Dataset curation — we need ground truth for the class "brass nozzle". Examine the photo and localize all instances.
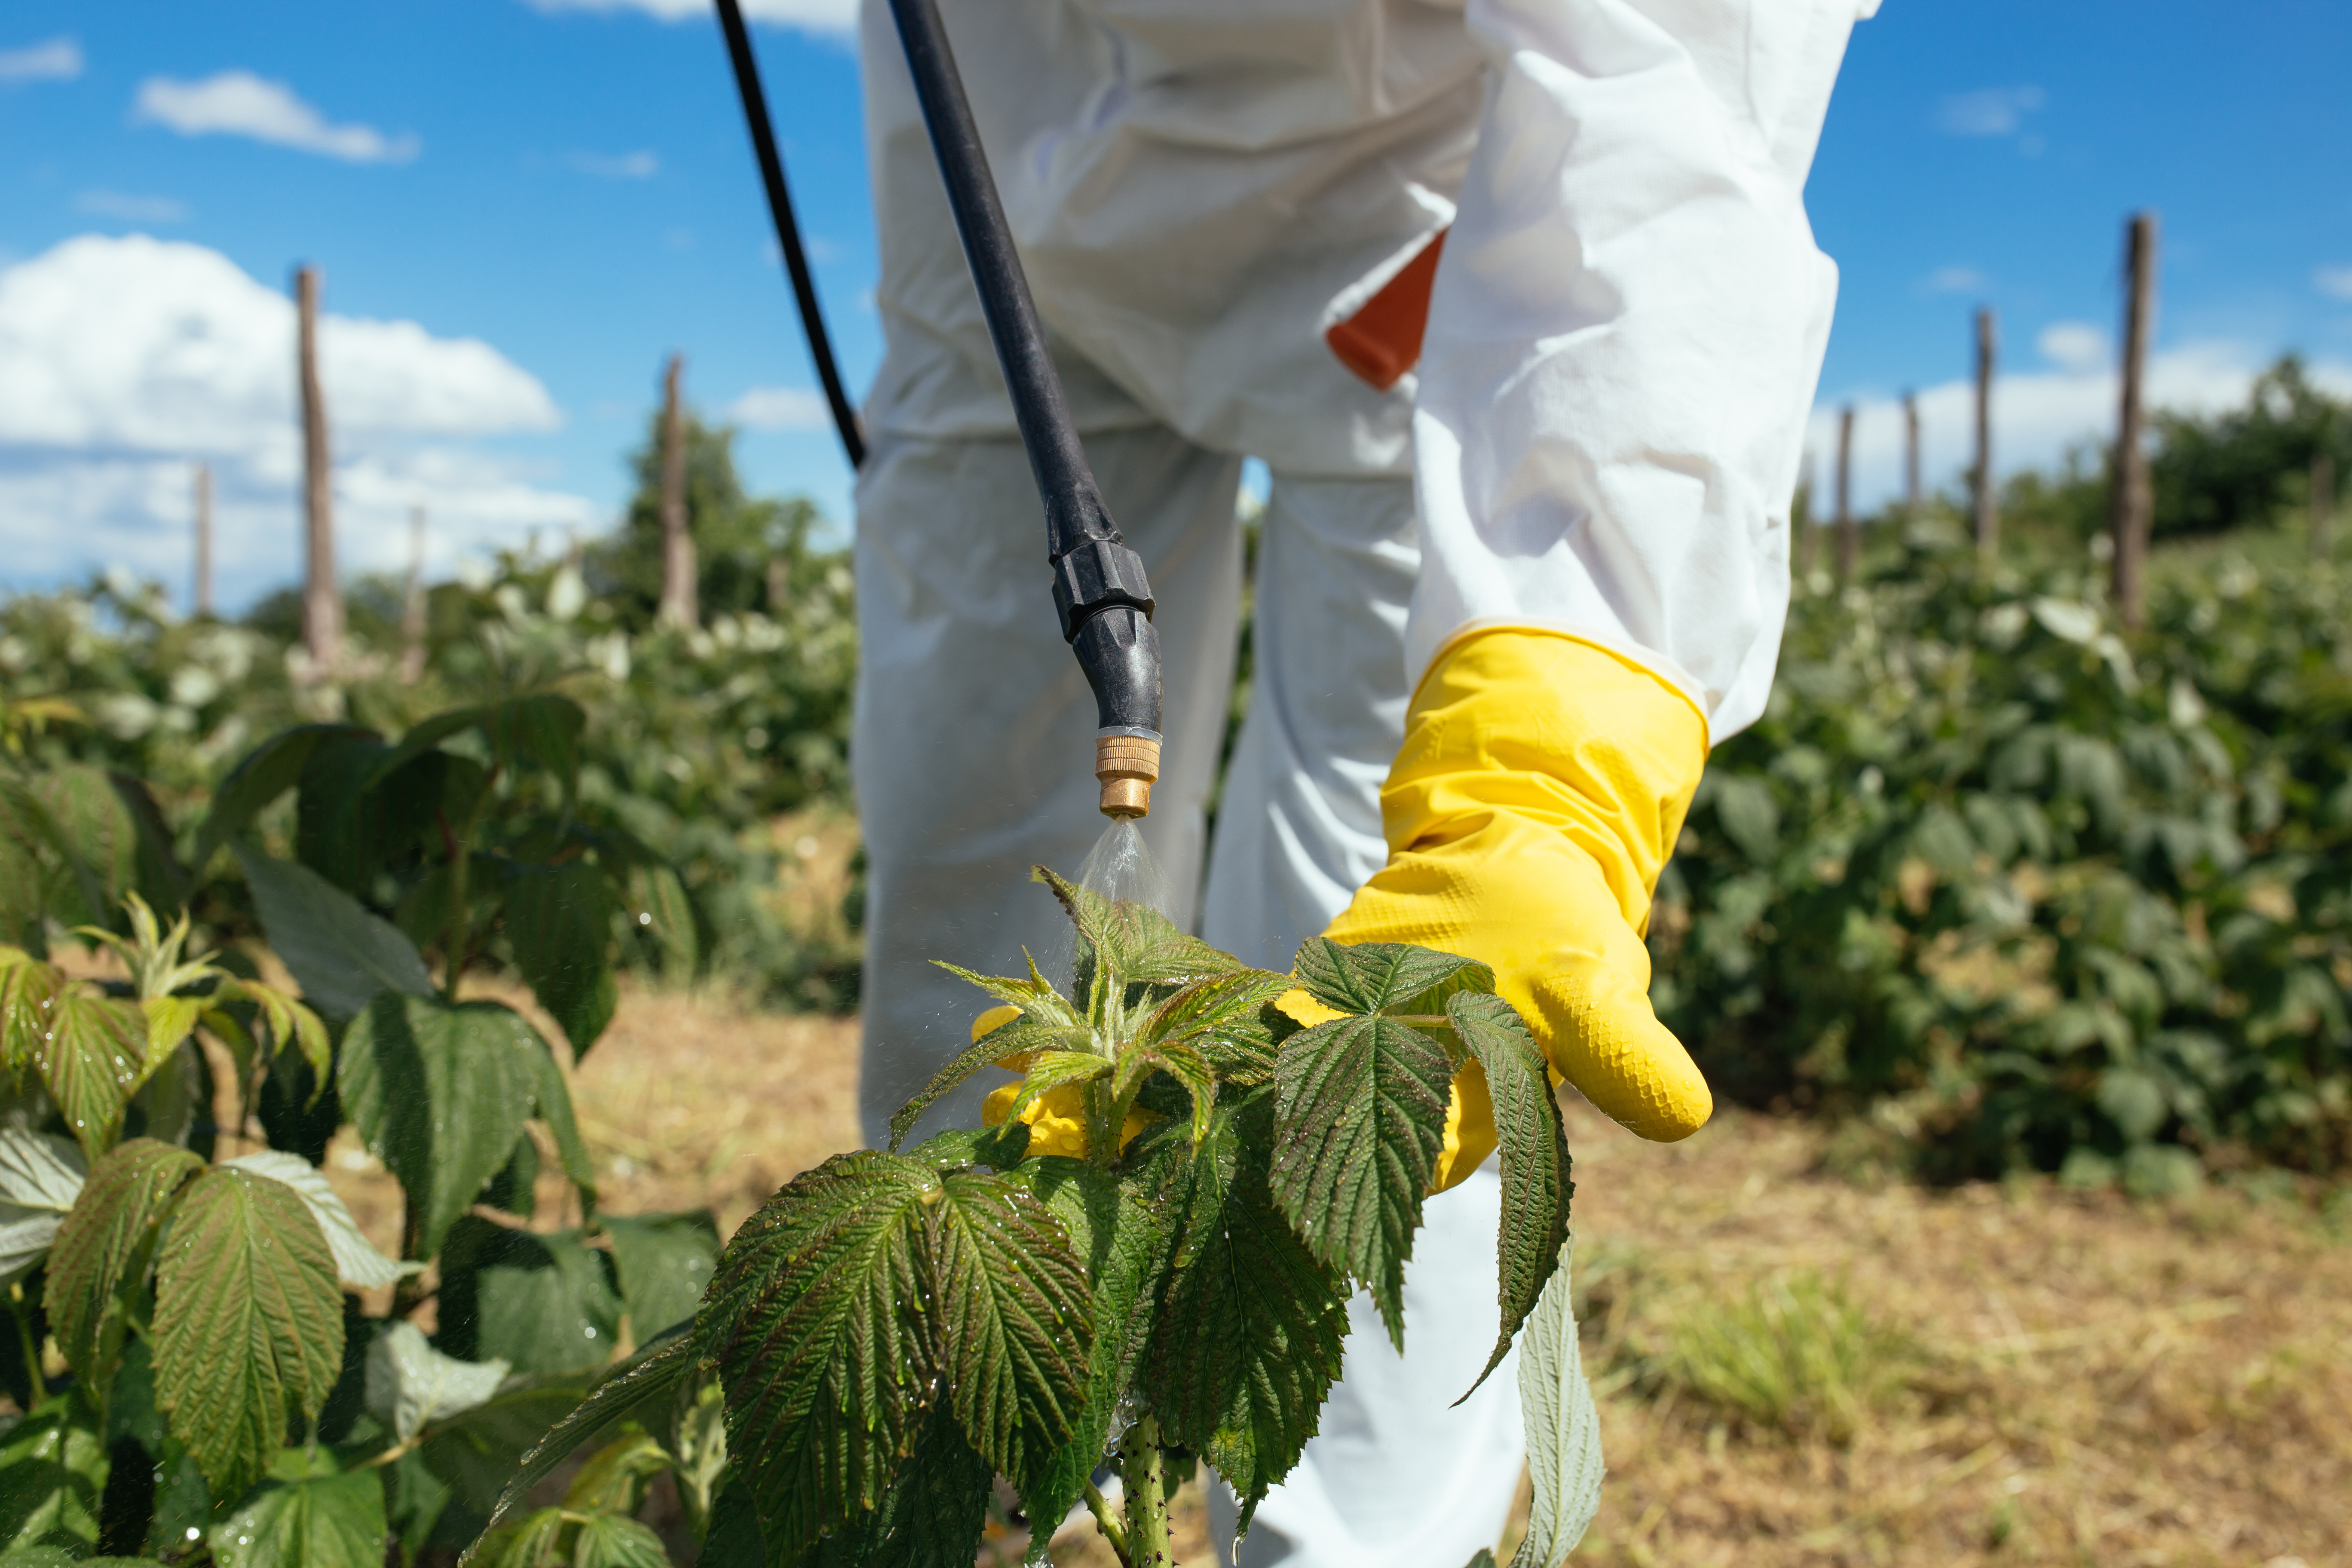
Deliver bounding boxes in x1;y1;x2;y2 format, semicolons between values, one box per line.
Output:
1095;733;1160;819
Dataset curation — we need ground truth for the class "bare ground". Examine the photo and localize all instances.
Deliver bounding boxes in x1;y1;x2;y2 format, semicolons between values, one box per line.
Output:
300;979;2350;1568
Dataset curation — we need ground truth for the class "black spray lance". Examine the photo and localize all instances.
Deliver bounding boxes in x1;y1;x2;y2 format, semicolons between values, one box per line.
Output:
715;0;1164;820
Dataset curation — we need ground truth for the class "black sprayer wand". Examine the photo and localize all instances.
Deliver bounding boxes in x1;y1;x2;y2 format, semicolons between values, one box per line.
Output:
714;0;1165;819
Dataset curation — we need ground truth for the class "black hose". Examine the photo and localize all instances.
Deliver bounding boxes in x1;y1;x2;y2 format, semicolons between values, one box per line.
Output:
885;0;1160;737
714;0;867;471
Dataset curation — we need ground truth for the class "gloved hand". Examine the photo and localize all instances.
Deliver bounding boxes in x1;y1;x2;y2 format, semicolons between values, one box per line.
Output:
1311;628;1714;1191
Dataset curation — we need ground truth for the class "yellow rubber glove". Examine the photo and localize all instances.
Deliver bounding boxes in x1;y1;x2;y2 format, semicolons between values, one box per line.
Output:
971;1004;1158;1159
1315;628;1714;1191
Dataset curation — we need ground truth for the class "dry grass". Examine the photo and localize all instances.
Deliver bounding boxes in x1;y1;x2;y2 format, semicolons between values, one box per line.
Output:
200;972;2352;1566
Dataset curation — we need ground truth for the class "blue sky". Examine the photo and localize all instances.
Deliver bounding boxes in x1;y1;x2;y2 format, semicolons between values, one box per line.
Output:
2;0;2348;606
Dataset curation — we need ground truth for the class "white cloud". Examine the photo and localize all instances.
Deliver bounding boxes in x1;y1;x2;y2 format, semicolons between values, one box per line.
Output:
0;37;81;85
567;149;659;179
2315;265;2352;302
1810;338;2352;520
0;235;590;603
133;71;420;164
74;190;190;224
521;0;858;36
1937;86;2045;137
1920;264;1989;297
2035;321;2109;374
728;386;829;432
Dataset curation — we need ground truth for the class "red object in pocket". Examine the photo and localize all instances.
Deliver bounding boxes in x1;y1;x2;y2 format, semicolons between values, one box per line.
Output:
1324;228;1448;391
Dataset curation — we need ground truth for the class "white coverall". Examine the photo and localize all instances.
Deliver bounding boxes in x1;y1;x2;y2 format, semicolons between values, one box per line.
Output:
850;2;1871;1561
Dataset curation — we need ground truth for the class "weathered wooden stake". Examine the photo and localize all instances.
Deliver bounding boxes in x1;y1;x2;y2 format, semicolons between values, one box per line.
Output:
1974;307;1998;560
297;265;343;667
1834;404;1856;584
2310;450;2336;565
1903;390;1922;514
1793;448;1816;584
2108;212;2158;628
658;354;698;630
401;506;429;685
193;462;213;619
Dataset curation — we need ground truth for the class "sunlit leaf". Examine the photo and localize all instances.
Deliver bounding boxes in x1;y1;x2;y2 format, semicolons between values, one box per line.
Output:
47;1138;205;1380
1510;1241;1603;1568
365;1320;511;1443
471;1334;695;1553
1447;992;1573;1396
35;988;149;1158
207;1464;388;1568
0;1127;85;1286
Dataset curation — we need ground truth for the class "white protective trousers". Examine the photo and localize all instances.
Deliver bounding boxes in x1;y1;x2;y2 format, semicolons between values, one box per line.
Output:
851;0;1869;1560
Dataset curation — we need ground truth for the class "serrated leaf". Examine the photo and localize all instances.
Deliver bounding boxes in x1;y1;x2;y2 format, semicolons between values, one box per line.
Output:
420;1371;597;1519
1448;992;1572;1396
795;1405;992;1568
1510;1240;1603;1568
570;1512;669;1568
1135;1094;1348;1526
1291;937;1493;1017
35;988;149;1158
1012;1157;1171;1536
436;1219;622;1375
224;1150;420;1290
1270;1012;1454;1348
0;948;64;1078
1135;969;1292;1084
47;1138;205;1379
207;1464;388;1568
236;848;433;1018
470;1334;695;1552
153;1167;344;1499
888;960;1083;1152
0;1397;108;1553
695;1151;936;1563
1005;1050;1112;1128
1034;866;1242;992
602;1211;718;1343
139;995;204;1062
0;1128;85;1286
505;861;618;1060
925;1168;1091;1490
192;723;374;876
364;1320;511;1443
220;977;333;1094
563;1430;671;1517
338;995;550;1257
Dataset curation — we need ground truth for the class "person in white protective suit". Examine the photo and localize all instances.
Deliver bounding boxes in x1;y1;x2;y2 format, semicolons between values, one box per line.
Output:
849;1;1875;1562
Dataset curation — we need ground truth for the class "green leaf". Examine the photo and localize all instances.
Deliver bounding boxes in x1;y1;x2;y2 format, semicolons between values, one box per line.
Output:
235;848;433;1019
0;1398;108;1554
570;1511;670;1568
153;1168;344;1500
1447;992;1572;1396
0;949;64;1078
419;1372;597;1520
794;1405;993;1568
888;959;1084;1152
222;977;333;1091
1034;867;1243;992
192;724;375;876
207;1465;388;1568
602;1212;718;1344
0;1128;86;1286
34;989;149;1159
1134;969;1293;1084
505;861;618;1060
338;996;551;1257
924;1168;1091;1490
1134;1094;1349;1527
470;1334;694;1553
563;1430;672;1517
436;1219;622;1375
293;731;398;893
522;1021;598;1220
224;1151;421;1291
695;1151;936;1563
1011;1158;1170;1537
1290;937;1493;1017
1509;1241;1602;1568
1270;1011;1454;1348
47;1138;205;1381
365;1320;510;1443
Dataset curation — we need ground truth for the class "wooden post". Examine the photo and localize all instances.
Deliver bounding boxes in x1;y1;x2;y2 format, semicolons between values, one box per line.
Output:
1834;404;1856;584
658;354;697;630
1903;391;1922;514
400;506;428;685
2310;450;2336;565
1974;307;1998;560
2108;213;2158;628
297;266;342;666
1793;448;1816;584
193;462;213;619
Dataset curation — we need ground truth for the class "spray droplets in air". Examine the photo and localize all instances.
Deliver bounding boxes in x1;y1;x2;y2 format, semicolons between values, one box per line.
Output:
1076;818;1173;917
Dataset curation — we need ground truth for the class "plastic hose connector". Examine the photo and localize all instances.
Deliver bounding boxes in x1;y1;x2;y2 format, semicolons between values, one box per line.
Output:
1051;537;1156;641
1071;605;1162;737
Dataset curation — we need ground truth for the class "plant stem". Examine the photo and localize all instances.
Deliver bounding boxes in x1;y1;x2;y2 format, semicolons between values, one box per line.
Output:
1118;1415;1172;1568
438;810;468;1002
9;1290;46;1402
1083;1478;1131;1567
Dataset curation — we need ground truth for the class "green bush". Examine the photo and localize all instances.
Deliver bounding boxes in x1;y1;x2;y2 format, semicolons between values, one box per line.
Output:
1654;527;2352;1179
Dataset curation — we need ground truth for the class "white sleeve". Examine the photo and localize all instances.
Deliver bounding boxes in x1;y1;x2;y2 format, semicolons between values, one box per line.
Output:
1407;0;1875;743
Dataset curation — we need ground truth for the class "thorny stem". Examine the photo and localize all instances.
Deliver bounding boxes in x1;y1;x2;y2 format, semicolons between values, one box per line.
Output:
1118;1415;1172;1568
1084;1478;1130;1567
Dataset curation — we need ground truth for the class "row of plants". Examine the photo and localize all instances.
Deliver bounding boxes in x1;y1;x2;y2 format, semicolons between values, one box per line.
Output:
1657;518;2352;1186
